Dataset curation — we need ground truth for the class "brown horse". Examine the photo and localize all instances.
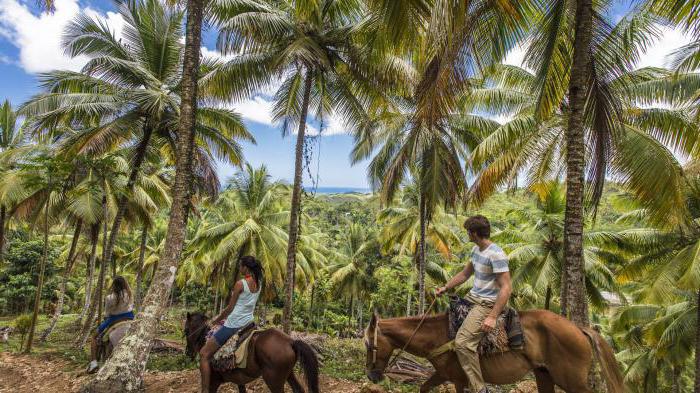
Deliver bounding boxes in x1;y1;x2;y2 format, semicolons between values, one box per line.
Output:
185;312;319;393
364;310;624;393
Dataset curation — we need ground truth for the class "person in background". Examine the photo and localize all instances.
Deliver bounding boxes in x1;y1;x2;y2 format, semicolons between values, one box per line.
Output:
199;256;263;393
87;275;134;373
436;215;512;393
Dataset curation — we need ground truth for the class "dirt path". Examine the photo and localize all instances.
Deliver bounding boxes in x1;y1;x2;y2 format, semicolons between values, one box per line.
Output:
0;352;365;393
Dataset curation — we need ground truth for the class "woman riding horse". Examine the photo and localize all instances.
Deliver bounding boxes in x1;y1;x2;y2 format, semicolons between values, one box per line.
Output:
87;276;134;373
199;256;263;393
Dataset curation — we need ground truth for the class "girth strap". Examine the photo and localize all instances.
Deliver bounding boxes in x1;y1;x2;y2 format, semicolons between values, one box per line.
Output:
428;340;455;359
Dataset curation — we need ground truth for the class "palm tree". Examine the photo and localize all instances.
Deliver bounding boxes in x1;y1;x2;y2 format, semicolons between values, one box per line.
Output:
21;0;252;287
327;223;380;327
374;182;461;311
468;6;698;321
11;149;74;353
495;182;623;311
187;165;326;306
207;0;384;332
0;100;27;262
84;0;218;385
612;298;695;393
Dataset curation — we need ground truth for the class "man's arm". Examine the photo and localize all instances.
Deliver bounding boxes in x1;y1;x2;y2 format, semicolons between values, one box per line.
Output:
211;280;243;325
481;271;512;332
436;263;474;295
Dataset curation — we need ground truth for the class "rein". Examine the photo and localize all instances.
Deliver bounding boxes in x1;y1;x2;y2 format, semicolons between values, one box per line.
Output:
385;297;437;369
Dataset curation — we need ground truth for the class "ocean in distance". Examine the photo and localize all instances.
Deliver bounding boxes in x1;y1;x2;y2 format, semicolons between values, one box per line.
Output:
310;187;372;194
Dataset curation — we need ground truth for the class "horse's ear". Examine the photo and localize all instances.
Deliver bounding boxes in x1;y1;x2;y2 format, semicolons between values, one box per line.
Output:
369;310;378;328
186;312;191;320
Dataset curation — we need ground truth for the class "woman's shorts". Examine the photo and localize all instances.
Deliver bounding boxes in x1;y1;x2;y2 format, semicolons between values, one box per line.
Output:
97;311;135;335
212;325;240;346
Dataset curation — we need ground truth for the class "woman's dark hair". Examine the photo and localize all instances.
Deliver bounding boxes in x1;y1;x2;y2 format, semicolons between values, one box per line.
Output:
240;256;263;286
111;276;132;306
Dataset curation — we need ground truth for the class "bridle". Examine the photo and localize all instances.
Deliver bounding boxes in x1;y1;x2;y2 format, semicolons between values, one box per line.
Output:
184;318;209;355
366;297;438;373
365;320;382;372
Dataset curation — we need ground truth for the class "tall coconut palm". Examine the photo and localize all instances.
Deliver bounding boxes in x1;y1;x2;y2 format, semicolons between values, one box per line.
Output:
84;0;209;386
21;0;252;287
11;149;74;353
207;0;383;332
469;6;696;321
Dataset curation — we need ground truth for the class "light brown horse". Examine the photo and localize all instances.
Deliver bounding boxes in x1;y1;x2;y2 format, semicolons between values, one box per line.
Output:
185;312;319;393
364;310;624;393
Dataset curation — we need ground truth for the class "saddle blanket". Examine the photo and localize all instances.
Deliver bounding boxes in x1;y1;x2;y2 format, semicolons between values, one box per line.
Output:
100;319;132;345
209;323;258;371
447;295;524;355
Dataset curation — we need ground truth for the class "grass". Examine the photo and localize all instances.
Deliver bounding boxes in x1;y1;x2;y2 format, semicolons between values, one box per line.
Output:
0;308;429;392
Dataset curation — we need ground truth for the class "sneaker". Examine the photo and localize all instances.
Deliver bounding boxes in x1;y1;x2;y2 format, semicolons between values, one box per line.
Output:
86;360;99;374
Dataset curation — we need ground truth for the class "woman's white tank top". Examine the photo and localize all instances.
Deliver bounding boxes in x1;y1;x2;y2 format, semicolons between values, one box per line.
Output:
224;279;260;328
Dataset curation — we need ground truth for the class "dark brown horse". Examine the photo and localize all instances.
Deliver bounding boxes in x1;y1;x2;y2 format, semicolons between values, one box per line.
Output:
185;312;319;393
364;310;624;393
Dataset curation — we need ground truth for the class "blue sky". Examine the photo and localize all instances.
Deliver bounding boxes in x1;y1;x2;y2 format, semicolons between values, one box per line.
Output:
0;0;690;188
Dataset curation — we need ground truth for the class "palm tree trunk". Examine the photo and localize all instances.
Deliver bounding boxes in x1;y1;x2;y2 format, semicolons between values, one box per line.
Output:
672;365;681;393
97;194;110;322
282;69;314;334
76;197;110;348
563;0;593;328
418;194;427;314
41;220;82;342
0;205;6;263
76;224;99;328
25;200;50;353
103;126;154;280
544;285;552;311
134;225;148;311
82;0;203;389
406;290;412;316
695;289;700;393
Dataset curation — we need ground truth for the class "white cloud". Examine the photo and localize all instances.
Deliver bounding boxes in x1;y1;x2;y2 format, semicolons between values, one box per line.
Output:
0;0;125;73
504;43;528;70
230;96;275;126
636;26;693;69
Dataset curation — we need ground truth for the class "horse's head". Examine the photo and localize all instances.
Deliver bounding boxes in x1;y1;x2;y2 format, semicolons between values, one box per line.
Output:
184;311;209;360
363;311;394;383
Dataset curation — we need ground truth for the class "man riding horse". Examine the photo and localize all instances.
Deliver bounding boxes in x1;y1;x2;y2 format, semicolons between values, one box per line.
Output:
436;215;511;393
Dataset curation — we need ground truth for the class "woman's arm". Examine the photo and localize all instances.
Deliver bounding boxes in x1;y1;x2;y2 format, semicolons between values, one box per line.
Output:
104;294;115;317
211;281;244;325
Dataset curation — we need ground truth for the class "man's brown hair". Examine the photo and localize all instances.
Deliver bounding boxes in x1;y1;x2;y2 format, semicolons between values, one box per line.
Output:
464;215;490;238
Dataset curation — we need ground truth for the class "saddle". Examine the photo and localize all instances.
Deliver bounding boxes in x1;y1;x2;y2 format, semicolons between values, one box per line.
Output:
99;318;133;343
431;295;524;358
210;322;258;371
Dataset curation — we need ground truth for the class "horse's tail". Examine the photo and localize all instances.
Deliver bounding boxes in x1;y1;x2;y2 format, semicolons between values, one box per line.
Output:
292;339;320;393
583;327;624;393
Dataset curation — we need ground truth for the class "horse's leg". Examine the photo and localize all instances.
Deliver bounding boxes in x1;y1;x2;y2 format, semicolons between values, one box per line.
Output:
534;368;555;393
262;369;286;393
287;372;304;393
236;384;246;393
419;373;446;393
453;382;466;393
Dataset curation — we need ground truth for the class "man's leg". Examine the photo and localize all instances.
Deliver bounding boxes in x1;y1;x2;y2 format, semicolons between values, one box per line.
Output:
454;302;492;392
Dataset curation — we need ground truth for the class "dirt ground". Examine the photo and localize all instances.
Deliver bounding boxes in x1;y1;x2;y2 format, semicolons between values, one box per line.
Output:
0;352;546;393
0;352;364;393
